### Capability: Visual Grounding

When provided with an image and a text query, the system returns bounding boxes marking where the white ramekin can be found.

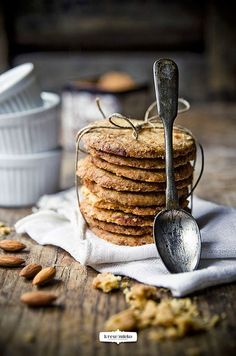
[0,63,42,113]
[0,148,62,207]
[0,92,60,154]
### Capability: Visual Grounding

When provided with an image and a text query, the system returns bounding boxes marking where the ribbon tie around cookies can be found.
[75,98,204,212]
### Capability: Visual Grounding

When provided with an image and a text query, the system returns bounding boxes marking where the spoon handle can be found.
[153,59,179,209]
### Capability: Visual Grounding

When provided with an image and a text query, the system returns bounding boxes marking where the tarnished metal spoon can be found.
[153,59,201,273]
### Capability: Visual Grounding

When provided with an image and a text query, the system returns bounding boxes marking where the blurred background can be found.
[0,0,235,202]
[0,0,236,197]
[1,0,236,102]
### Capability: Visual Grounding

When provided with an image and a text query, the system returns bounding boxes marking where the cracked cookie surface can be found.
[81,186,188,215]
[88,147,196,170]
[77,156,192,192]
[80,204,152,235]
[91,156,193,183]
[82,118,195,158]
[80,200,154,227]
[90,226,153,246]
[82,180,189,207]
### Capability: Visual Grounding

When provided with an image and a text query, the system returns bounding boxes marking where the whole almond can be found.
[0,255,25,267]
[19,263,42,279]
[32,266,56,286]
[0,239,26,252]
[20,291,57,307]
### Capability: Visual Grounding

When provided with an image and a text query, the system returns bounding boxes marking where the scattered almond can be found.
[32,266,56,286]
[0,255,25,267]
[19,263,42,279]
[20,291,57,307]
[0,239,26,252]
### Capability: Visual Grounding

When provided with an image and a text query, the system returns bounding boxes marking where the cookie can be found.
[83,179,189,207]
[80,200,154,227]
[91,156,193,183]
[90,226,153,246]
[82,118,195,158]
[88,147,196,170]
[81,186,189,216]
[77,156,193,192]
[81,207,152,236]
[98,71,136,91]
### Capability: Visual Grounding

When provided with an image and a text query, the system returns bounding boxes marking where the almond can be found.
[19,263,42,279]
[0,255,25,267]
[32,266,56,286]
[0,239,26,252]
[20,291,57,307]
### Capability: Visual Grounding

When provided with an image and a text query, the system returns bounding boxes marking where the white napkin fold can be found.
[15,189,236,297]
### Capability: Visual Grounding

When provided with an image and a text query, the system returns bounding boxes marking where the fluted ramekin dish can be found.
[0,147,62,207]
[0,92,60,154]
[0,63,43,113]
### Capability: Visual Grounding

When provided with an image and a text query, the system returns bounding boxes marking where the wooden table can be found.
[0,103,236,356]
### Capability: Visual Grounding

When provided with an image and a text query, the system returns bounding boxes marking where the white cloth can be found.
[15,189,236,297]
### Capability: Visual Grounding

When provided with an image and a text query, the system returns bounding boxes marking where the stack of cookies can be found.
[77,118,196,247]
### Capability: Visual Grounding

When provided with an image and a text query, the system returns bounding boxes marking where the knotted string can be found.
[75,98,204,212]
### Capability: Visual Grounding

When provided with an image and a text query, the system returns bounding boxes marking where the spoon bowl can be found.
[153,208,201,273]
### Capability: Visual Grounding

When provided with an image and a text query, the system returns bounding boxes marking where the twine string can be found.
[75,98,204,212]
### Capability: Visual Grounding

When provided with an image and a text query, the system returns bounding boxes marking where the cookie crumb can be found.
[23,332,36,343]
[120,277,130,289]
[105,308,137,331]
[105,282,220,341]
[185,347,202,356]
[147,298,219,341]
[92,272,121,293]
[0,222,12,236]
[124,283,157,309]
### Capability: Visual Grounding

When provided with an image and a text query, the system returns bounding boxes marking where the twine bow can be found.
[75,98,204,210]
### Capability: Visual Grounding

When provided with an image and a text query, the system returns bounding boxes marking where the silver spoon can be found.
[153,59,201,273]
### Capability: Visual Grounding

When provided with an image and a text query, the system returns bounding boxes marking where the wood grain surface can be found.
[0,103,236,356]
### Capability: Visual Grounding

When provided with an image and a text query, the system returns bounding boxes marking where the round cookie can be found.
[80,200,154,227]
[98,71,136,91]
[81,186,189,216]
[90,226,153,246]
[88,147,196,170]
[83,179,189,207]
[82,118,195,158]
[91,156,193,183]
[77,156,193,192]
[81,208,152,236]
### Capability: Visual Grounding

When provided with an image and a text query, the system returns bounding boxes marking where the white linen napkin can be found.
[15,189,236,297]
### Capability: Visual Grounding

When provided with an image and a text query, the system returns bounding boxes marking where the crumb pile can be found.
[92,273,220,341]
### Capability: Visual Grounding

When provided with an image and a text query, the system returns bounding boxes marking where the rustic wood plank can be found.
[0,103,236,355]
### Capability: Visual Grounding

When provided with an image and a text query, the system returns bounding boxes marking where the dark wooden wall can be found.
[1,0,236,101]
[3,0,206,52]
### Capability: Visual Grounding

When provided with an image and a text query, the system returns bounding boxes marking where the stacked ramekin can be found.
[0,63,62,207]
